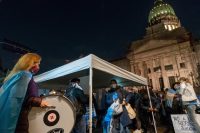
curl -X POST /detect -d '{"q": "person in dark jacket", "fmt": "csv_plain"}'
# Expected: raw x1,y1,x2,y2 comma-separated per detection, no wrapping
105,79,124,108
105,79,126,132
125,87,142,133
139,90,160,133
66,78,88,133
0,53,48,133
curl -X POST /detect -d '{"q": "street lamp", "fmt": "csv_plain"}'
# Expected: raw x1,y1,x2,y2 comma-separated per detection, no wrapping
189,72,195,86
175,73,180,81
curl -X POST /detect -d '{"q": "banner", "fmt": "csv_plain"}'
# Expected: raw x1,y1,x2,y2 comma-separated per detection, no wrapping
171,114,200,133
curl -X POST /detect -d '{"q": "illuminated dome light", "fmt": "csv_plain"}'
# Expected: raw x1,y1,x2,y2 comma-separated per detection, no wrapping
164,25,168,30
168,25,172,31
172,25,175,29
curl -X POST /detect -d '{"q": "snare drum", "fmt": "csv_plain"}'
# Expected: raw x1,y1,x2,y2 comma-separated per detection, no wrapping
28,95,76,133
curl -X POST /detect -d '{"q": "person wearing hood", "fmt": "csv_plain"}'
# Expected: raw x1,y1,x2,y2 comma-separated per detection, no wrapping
105,79,124,109
103,92,123,133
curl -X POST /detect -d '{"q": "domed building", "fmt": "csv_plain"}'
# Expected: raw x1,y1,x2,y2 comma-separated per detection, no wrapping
148,0,180,30
145,0,182,37
112,0,200,92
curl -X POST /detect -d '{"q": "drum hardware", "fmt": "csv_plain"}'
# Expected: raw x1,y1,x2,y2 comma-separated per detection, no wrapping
49,89,57,95
47,128,64,133
43,106,56,109
43,110,60,126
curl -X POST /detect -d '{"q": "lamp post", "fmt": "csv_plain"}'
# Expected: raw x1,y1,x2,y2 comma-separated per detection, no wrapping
175,73,179,81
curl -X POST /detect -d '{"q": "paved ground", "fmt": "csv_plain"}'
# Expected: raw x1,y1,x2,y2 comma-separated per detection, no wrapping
157,126,168,133
93,126,171,133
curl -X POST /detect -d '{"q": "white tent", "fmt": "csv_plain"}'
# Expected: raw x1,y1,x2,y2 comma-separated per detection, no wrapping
34,54,151,133
34,54,147,88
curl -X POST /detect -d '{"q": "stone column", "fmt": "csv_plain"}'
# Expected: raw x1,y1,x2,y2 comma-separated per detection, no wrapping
185,52,196,85
138,62,144,77
150,58,157,89
160,56,169,88
130,60,135,73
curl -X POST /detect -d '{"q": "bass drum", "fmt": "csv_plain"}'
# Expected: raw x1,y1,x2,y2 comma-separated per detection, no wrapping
28,95,76,133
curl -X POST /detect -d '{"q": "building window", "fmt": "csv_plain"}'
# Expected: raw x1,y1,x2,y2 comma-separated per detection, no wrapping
154,66,161,72
149,79,152,86
180,63,186,68
148,68,151,73
165,65,173,70
159,77,164,90
168,76,175,88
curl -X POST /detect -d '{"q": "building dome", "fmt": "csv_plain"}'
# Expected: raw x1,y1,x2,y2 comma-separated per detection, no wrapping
148,0,180,31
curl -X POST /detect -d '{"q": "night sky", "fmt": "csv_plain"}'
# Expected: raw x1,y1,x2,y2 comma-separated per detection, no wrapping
0,0,200,72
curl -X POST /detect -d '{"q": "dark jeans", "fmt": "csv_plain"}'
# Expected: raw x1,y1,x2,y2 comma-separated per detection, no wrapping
140,112,154,133
186,104,200,133
71,116,86,133
103,121,110,133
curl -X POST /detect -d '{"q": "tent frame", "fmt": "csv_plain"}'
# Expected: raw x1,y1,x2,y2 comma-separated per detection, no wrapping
35,54,157,133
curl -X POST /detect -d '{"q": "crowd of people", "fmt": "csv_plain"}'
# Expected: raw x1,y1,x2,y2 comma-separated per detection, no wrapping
92,79,200,133
0,52,200,133
66,77,200,133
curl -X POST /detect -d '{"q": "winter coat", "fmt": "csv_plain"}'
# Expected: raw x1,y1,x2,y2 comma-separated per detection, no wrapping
15,78,42,133
179,82,197,103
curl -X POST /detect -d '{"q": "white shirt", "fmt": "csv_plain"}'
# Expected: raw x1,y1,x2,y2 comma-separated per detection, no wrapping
179,82,197,102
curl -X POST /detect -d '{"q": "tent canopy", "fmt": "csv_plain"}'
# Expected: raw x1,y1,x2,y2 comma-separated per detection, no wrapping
34,54,147,89
34,54,154,133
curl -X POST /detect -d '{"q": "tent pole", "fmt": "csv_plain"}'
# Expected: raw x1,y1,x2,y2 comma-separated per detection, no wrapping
146,85,157,133
89,67,93,133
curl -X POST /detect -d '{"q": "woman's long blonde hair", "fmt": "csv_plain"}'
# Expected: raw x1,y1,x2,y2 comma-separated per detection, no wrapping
4,53,41,82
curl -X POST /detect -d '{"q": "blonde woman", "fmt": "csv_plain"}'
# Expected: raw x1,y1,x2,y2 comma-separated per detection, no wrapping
179,77,200,133
0,53,48,133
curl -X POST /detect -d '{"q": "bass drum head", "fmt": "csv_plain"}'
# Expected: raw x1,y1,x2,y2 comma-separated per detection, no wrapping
28,95,76,133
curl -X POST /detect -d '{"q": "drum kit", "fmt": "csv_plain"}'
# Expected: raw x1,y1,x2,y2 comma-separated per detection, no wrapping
28,90,76,133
